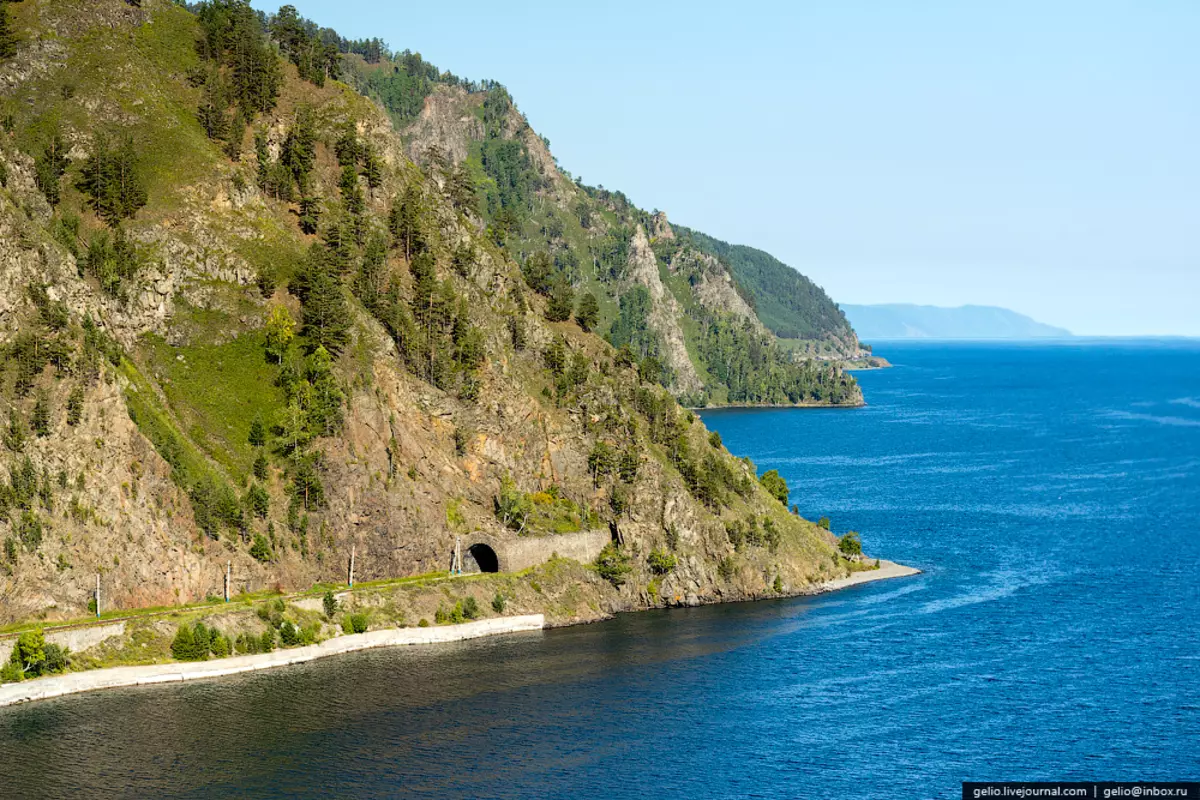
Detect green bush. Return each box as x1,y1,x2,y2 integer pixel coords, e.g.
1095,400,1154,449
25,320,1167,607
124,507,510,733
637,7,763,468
1,660,23,684
279,621,302,646
759,470,789,507
462,596,480,620
595,543,632,587
236,632,262,655
323,590,338,619
647,548,677,576
260,630,275,653
491,592,506,613
349,612,368,634
171,624,208,661
434,606,448,624
773,574,784,594
838,532,862,556
716,556,736,582
449,601,466,624
7,630,69,678
249,533,272,563
418,618,430,628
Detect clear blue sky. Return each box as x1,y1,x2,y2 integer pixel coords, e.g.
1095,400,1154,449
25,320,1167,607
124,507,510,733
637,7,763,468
254,0,1199,336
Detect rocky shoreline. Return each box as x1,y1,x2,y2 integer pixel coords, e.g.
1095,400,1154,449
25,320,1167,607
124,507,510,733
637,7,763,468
0,561,920,709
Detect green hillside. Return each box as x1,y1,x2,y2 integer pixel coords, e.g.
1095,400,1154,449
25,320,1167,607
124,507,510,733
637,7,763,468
679,227,854,342
0,0,864,634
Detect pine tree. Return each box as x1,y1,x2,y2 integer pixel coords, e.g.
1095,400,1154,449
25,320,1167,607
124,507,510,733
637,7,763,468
30,392,50,438
0,2,18,61
197,70,229,141
298,191,321,235
298,249,350,355
66,385,84,426
545,278,574,323
77,136,147,225
4,409,26,452
388,184,426,260
361,144,382,190
281,106,316,189
575,292,599,332
34,135,69,206
334,125,360,168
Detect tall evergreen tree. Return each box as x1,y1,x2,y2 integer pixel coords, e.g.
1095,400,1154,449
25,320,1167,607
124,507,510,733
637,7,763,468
77,136,147,225
0,2,18,61
575,292,599,333
33,134,69,206
295,245,350,355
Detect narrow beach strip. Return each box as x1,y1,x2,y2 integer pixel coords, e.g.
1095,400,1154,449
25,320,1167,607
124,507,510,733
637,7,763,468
0,614,545,709
819,559,922,592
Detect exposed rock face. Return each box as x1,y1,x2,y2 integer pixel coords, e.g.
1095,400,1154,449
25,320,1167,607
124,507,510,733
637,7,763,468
0,0,863,628
403,85,484,166
624,226,703,395
650,211,675,240
672,248,764,331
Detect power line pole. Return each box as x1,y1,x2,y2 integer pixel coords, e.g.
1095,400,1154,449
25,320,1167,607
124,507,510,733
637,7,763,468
224,561,231,603
348,545,355,588
95,573,101,619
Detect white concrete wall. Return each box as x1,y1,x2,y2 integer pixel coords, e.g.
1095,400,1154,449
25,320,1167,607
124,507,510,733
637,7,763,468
0,614,544,708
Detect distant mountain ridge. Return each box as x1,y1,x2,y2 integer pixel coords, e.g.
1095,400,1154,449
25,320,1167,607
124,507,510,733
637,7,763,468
843,304,1072,340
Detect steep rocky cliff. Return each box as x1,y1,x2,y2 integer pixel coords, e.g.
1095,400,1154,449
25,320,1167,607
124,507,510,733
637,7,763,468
384,78,865,407
0,0,871,627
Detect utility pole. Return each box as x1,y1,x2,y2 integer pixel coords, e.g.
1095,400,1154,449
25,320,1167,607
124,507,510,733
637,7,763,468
348,545,355,588
451,537,462,576
224,561,231,603
95,573,101,618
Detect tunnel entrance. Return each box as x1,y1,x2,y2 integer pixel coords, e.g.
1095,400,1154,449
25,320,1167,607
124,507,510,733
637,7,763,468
465,543,500,573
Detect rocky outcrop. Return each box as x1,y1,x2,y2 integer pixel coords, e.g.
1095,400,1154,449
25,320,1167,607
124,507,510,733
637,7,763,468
624,226,703,395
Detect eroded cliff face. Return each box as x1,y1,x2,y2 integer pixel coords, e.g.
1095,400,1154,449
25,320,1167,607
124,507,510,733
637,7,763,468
0,0,862,627
623,226,703,396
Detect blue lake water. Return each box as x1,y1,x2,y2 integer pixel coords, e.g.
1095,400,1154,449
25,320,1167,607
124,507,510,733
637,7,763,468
1,341,1198,798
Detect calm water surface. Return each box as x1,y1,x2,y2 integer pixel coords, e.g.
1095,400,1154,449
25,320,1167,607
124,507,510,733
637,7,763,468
2,341,1198,798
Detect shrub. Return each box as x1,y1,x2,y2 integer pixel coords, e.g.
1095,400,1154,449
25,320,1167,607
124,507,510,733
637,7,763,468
210,633,231,658
838,532,862,557
491,592,506,613
817,517,831,531
279,621,302,646
1,660,23,684
773,574,784,594
171,624,207,661
12,630,66,677
418,618,430,628
759,470,789,507
462,596,480,620
708,431,722,449
665,525,680,550
260,630,275,653
717,556,736,582
595,543,632,587
449,601,466,624
249,533,272,563
236,632,262,655
434,606,448,624
349,613,368,634
647,548,677,576
323,590,338,619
